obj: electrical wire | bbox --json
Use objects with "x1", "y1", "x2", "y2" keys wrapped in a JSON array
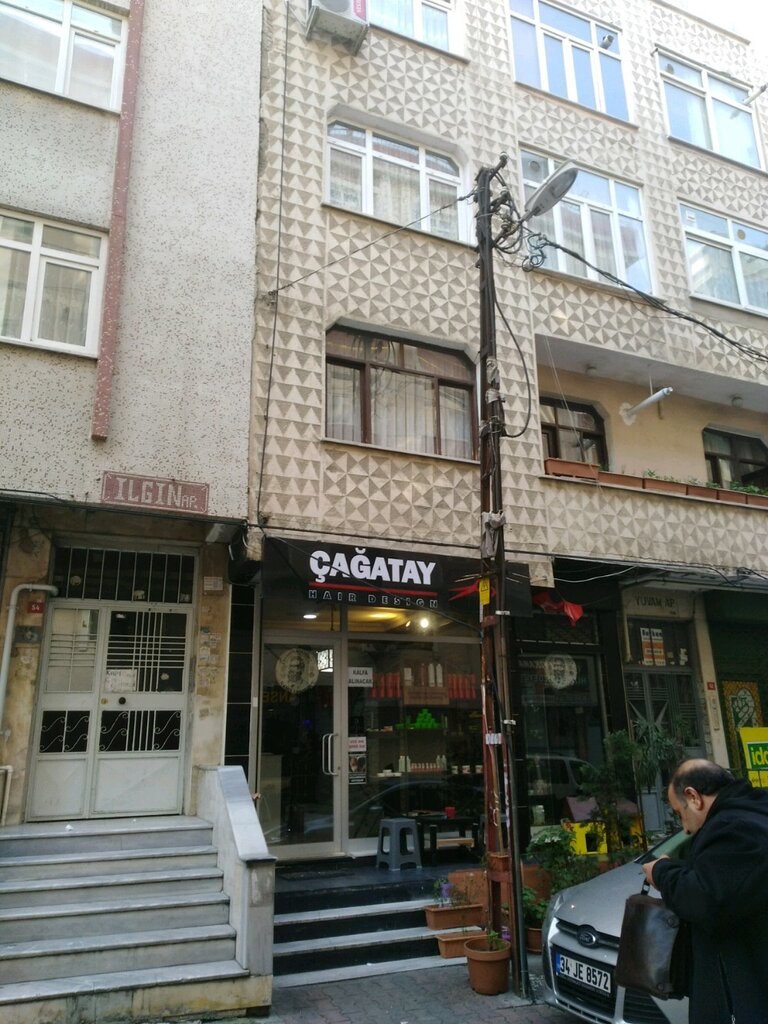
[
  {"x1": 267, "y1": 190, "x2": 476, "y2": 298},
  {"x1": 255, "y1": 0, "x2": 292, "y2": 526},
  {"x1": 525, "y1": 231, "x2": 768, "y2": 368}
]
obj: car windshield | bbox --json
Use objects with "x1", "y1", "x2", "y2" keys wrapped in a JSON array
[{"x1": 635, "y1": 829, "x2": 691, "y2": 863}]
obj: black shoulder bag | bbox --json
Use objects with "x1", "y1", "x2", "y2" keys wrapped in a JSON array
[{"x1": 615, "y1": 881, "x2": 690, "y2": 1000}]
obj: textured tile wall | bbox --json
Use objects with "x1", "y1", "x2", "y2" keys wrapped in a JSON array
[{"x1": 254, "y1": 0, "x2": 768, "y2": 574}]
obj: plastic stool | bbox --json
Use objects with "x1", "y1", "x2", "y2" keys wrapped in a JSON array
[{"x1": 376, "y1": 817, "x2": 422, "y2": 870}]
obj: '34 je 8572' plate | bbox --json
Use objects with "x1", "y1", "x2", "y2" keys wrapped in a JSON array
[{"x1": 554, "y1": 952, "x2": 611, "y2": 994}]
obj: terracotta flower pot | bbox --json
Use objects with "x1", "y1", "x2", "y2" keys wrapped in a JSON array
[
  {"x1": 424, "y1": 903, "x2": 483, "y2": 930},
  {"x1": 544, "y1": 458, "x2": 598, "y2": 481},
  {"x1": 717, "y1": 488, "x2": 747, "y2": 504},
  {"x1": 597, "y1": 471, "x2": 643, "y2": 488},
  {"x1": 436, "y1": 928, "x2": 482, "y2": 958},
  {"x1": 464, "y1": 935, "x2": 511, "y2": 995},
  {"x1": 525, "y1": 926, "x2": 543, "y2": 954}
]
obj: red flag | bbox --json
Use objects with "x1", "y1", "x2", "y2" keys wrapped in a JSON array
[{"x1": 532, "y1": 591, "x2": 584, "y2": 626}]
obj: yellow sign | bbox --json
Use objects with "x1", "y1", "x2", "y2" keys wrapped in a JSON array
[
  {"x1": 479, "y1": 577, "x2": 491, "y2": 607},
  {"x1": 739, "y1": 727, "x2": 768, "y2": 789}
]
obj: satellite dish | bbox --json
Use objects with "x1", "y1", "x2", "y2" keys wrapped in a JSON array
[{"x1": 523, "y1": 162, "x2": 578, "y2": 220}]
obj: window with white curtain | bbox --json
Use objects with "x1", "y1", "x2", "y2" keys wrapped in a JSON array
[
  {"x1": 681, "y1": 204, "x2": 768, "y2": 314},
  {"x1": 0, "y1": 210, "x2": 105, "y2": 355},
  {"x1": 327, "y1": 121, "x2": 465, "y2": 241},
  {"x1": 509, "y1": 0, "x2": 628, "y2": 120},
  {"x1": 522, "y1": 151, "x2": 652, "y2": 291},
  {"x1": 369, "y1": 0, "x2": 455, "y2": 51},
  {"x1": 658, "y1": 53, "x2": 761, "y2": 169},
  {"x1": 325, "y1": 327, "x2": 476, "y2": 459},
  {"x1": 0, "y1": 0, "x2": 125, "y2": 110}
]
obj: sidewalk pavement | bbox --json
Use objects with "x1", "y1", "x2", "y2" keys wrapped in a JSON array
[
  {"x1": 263, "y1": 964, "x2": 572, "y2": 1024},
  {"x1": 150, "y1": 963, "x2": 573, "y2": 1024}
]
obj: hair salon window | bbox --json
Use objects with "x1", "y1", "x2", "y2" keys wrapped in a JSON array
[
  {"x1": 326, "y1": 327, "x2": 476, "y2": 459},
  {"x1": 703, "y1": 429, "x2": 768, "y2": 486},
  {"x1": 540, "y1": 396, "x2": 606, "y2": 465}
]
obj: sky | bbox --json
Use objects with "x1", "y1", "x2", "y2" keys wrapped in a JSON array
[{"x1": 673, "y1": 0, "x2": 768, "y2": 47}]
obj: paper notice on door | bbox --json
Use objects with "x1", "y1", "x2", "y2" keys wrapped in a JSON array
[
  {"x1": 104, "y1": 669, "x2": 137, "y2": 692},
  {"x1": 651, "y1": 627, "x2": 666, "y2": 666},
  {"x1": 640, "y1": 627, "x2": 654, "y2": 665}
]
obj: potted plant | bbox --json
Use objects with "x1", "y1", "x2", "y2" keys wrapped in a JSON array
[
  {"x1": 525, "y1": 824, "x2": 599, "y2": 893},
  {"x1": 424, "y1": 878, "x2": 483, "y2": 930},
  {"x1": 577, "y1": 731, "x2": 643, "y2": 862},
  {"x1": 464, "y1": 929, "x2": 511, "y2": 994},
  {"x1": 544, "y1": 457, "x2": 599, "y2": 481},
  {"x1": 522, "y1": 885, "x2": 550, "y2": 953}
]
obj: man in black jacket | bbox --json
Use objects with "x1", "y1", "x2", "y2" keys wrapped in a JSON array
[{"x1": 643, "y1": 759, "x2": 768, "y2": 1023}]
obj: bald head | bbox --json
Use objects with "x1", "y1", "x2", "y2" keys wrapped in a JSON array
[
  {"x1": 667, "y1": 759, "x2": 734, "y2": 835},
  {"x1": 669, "y1": 759, "x2": 734, "y2": 802}
]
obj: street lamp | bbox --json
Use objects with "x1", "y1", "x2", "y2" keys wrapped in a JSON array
[{"x1": 475, "y1": 153, "x2": 576, "y2": 996}]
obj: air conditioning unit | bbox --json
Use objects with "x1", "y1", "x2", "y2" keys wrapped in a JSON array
[{"x1": 306, "y1": 0, "x2": 368, "y2": 54}]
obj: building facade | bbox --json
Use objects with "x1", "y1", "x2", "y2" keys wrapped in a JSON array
[
  {"x1": 240, "y1": 0, "x2": 768, "y2": 859},
  {"x1": 0, "y1": 0, "x2": 261, "y2": 826},
  {"x1": 2, "y1": 0, "x2": 767, "y2": 863}
]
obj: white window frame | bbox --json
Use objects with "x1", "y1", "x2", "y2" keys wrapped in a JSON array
[
  {"x1": 521, "y1": 152, "x2": 653, "y2": 292},
  {"x1": 658, "y1": 52, "x2": 762, "y2": 169},
  {"x1": 325, "y1": 121, "x2": 469, "y2": 242},
  {"x1": 1, "y1": 210, "x2": 106, "y2": 356},
  {"x1": 680, "y1": 203, "x2": 768, "y2": 316},
  {"x1": 0, "y1": 0, "x2": 126, "y2": 111},
  {"x1": 368, "y1": 0, "x2": 462, "y2": 54},
  {"x1": 509, "y1": 0, "x2": 628, "y2": 120}
]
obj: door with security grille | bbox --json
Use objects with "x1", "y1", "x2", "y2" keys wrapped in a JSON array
[{"x1": 28, "y1": 548, "x2": 194, "y2": 819}]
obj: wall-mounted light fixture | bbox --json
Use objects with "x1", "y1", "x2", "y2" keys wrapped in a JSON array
[
  {"x1": 599, "y1": 32, "x2": 615, "y2": 49},
  {"x1": 731, "y1": 395, "x2": 744, "y2": 407},
  {"x1": 585, "y1": 364, "x2": 597, "y2": 377},
  {"x1": 746, "y1": 82, "x2": 768, "y2": 104},
  {"x1": 619, "y1": 386, "x2": 673, "y2": 425}
]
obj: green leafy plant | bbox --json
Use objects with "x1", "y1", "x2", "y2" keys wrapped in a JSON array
[
  {"x1": 525, "y1": 824, "x2": 599, "y2": 892},
  {"x1": 578, "y1": 730, "x2": 641, "y2": 860},
  {"x1": 485, "y1": 928, "x2": 506, "y2": 951},
  {"x1": 632, "y1": 717, "x2": 685, "y2": 793},
  {"x1": 522, "y1": 886, "x2": 550, "y2": 927}
]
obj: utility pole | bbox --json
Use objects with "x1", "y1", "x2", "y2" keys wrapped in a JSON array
[{"x1": 475, "y1": 153, "x2": 577, "y2": 997}]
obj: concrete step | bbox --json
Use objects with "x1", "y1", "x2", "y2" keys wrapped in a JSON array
[
  {"x1": 0, "y1": 865, "x2": 224, "y2": 909},
  {"x1": 273, "y1": 923, "x2": 440, "y2": 975},
  {"x1": 274, "y1": 897, "x2": 431, "y2": 941},
  {"x1": 0, "y1": 844, "x2": 218, "y2": 881},
  {"x1": 0, "y1": 890, "x2": 230, "y2": 942},
  {"x1": 0, "y1": 960, "x2": 266, "y2": 1024},
  {"x1": 0, "y1": 816, "x2": 213, "y2": 857},
  {"x1": 274, "y1": 953, "x2": 456, "y2": 988},
  {"x1": 0, "y1": 924, "x2": 237, "y2": 984}
]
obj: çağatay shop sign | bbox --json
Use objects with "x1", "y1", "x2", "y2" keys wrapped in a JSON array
[{"x1": 262, "y1": 537, "x2": 483, "y2": 612}]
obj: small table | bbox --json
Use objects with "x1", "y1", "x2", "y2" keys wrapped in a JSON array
[{"x1": 415, "y1": 814, "x2": 480, "y2": 865}]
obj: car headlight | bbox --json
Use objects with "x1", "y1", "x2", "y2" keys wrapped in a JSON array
[{"x1": 542, "y1": 889, "x2": 567, "y2": 938}]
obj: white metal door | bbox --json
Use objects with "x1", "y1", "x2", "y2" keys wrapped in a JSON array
[{"x1": 28, "y1": 601, "x2": 190, "y2": 819}]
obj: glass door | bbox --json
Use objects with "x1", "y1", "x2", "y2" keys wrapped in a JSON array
[
  {"x1": 259, "y1": 640, "x2": 343, "y2": 857},
  {"x1": 625, "y1": 669, "x2": 705, "y2": 829}
]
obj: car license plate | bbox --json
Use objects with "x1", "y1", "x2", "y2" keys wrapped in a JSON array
[{"x1": 555, "y1": 952, "x2": 611, "y2": 994}]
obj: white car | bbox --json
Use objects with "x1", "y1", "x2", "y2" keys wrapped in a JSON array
[{"x1": 541, "y1": 830, "x2": 690, "y2": 1024}]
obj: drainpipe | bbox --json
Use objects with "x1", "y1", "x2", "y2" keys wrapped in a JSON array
[{"x1": 0, "y1": 584, "x2": 59, "y2": 738}]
